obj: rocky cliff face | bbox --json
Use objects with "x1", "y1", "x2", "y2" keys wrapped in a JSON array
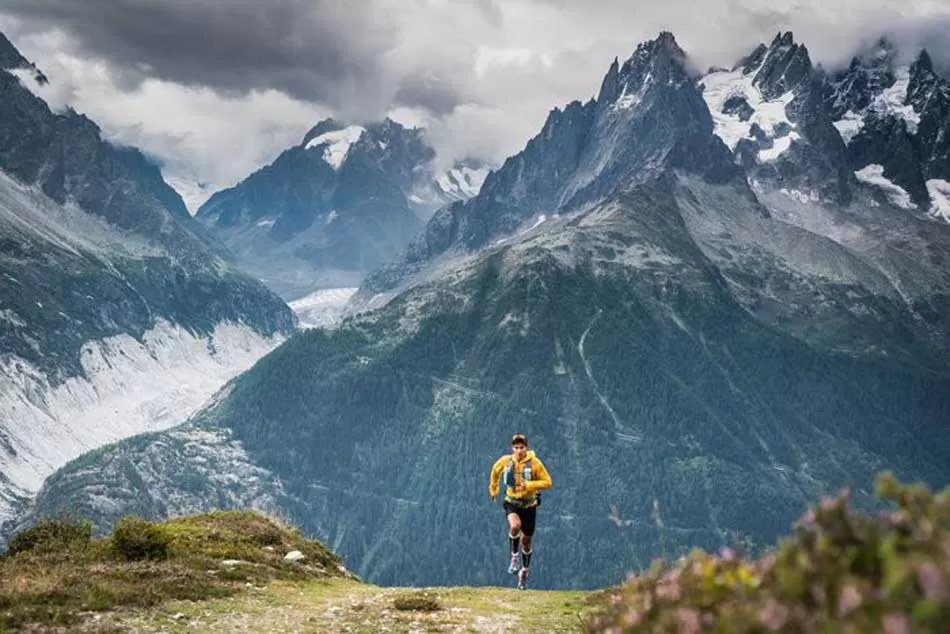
[{"x1": 14, "y1": 32, "x2": 950, "y2": 592}]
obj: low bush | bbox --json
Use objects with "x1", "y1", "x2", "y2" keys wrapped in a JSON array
[
  {"x1": 0, "y1": 510, "x2": 347, "y2": 630},
  {"x1": 4, "y1": 516, "x2": 92, "y2": 557},
  {"x1": 587, "y1": 472, "x2": 950, "y2": 633},
  {"x1": 393, "y1": 591, "x2": 442, "y2": 612},
  {"x1": 111, "y1": 516, "x2": 170, "y2": 561}
]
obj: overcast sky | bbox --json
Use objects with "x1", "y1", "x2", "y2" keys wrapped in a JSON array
[{"x1": 1, "y1": 0, "x2": 949, "y2": 209}]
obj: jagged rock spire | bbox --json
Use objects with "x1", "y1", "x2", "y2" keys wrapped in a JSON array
[{"x1": 753, "y1": 31, "x2": 813, "y2": 99}]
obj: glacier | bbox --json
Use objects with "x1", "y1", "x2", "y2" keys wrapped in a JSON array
[
  {"x1": 289, "y1": 287, "x2": 358, "y2": 329},
  {"x1": 0, "y1": 319, "x2": 283, "y2": 526}
]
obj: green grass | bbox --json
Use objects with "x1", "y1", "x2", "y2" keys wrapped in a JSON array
[
  {"x1": 103, "y1": 578, "x2": 598, "y2": 633},
  {"x1": 6, "y1": 473, "x2": 945, "y2": 633},
  {"x1": 0, "y1": 510, "x2": 348, "y2": 631}
]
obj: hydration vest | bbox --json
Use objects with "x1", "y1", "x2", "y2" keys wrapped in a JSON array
[
  {"x1": 503, "y1": 456, "x2": 533, "y2": 490},
  {"x1": 502, "y1": 456, "x2": 542, "y2": 507}
]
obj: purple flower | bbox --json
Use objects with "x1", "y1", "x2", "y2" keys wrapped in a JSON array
[
  {"x1": 882, "y1": 614, "x2": 910, "y2": 634},
  {"x1": 917, "y1": 563, "x2": 947, "y2": 600}
]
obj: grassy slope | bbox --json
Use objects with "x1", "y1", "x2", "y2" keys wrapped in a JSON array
[
  {"x1": 8, "y1": 474, "x2": 946, "y2": 632},
  {"x1": 0, "y1": 511, "x2": 349, "y2": 632},
  {"x1": 0, "y1": 510, "x2": 599, "y2": 633}
]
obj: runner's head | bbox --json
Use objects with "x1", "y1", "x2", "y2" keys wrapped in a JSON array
[{"x1": 512, "y1": 433, "x2": 528, "y2": 459}]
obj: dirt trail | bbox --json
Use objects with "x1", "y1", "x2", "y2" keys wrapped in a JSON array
[{"x1": 76, "y1": 579, "x2": 594, "y2": 633}]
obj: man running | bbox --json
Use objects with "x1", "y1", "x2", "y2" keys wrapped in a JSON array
[{"x1": 489, "y1": 433, "x2": 552, "y2": 590}]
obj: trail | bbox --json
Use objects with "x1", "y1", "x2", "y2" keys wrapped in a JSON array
[
  {"x1": 79, "y1": 579, "x2": 594, "y2": 633},
  {"x1": 578, "y1": 310, "x2": 643, "y2": 443}
]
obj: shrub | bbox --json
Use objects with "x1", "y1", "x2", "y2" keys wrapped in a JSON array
[
  {"x1": 5, "y1": 517, "x2": 93, "y2": 557},
  {"x1": 587, "y1": 472, "x2": 950, "y2": 633},
  {"x1": 111, "y1": 516, "x2": 170, "y2": 561},
  {"x1": 393, "y1": 591, "x2": 442, "y2": 612}
]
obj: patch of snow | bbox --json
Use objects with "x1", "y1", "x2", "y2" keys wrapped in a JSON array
[
  {"x1": 759, "y1": 132, "x2": 801, "y2": 162},
  {"x1": 780, "y1": 188, "x2": 819, "y2": 204},
  {"x1": 0, "y1": 309, "x2": 26, "y2": 328},
  {"x1": 256, "y1": 219, "x2": 276, "y2": 228},
  {"x1": 613, "y1": 73, "x2": 652, "y2": 111},
  {"x1": 521, "y1": 214, "x2": 548, "y2": 234},
  {"x1": 0, "y1": 320, "x2": 283, "y2": 525},
  {"x1": 325, "y1": 210, "x2": 339, "y2": 224},
  {"x1": 701, "y1": 66, "x2": 798, "y2": 159},
  {"x1": 435, "y1": 166, "x2": 489, "y2": 200},
  {"x1": 288, "y1": 287, "x2": 358, "y2": 329},
  {"x1": 873, "y1": 68, "x2": 920, "y2": 134},
  {"x1": 854, "y1": 164, "x2": 915, "y2": 209},
  {"x1": 833, "y1": 111, "x2": 865, "y2": 145},
  {"x1": 305, "y1": 126, "x2": 366, "y2": 170},
  {"x1": 615, "y1": 92, "x2": 641, "y2": 110},
  {"x1": 162, "y1": 173, "x2": 215, "y2": 215},
  {"x1": 408, "y1": 194, "x2": 424, "y2": 204},
  {"x1": 926, "y1": 179, "x2": 950, "y2": 222}
]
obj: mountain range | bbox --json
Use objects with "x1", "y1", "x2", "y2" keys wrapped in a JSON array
[
  {"x1": 195, "y1": 118, "x2": 489, "y2": 299},
  {"x1": 7, "y1": 29, "x2": 950, "y2": 594},
  {"x1": 0, "y1": 32, "x2": 295, "y2": 535}
]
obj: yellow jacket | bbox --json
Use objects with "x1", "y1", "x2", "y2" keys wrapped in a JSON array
[{"x1": 489, "y1": 450, "x2": 552, "y2": 506}]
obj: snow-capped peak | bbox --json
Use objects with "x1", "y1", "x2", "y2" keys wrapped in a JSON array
[
  {"x1": 828, "y1": 40, "x2": 922, "y2": 145},
  {"x1": 872, "y1": 67, "x2": 920, "y2": 134},
  {"x1": 701, "y1": 53, "x2": 800, "y2": 161},
  {"x1": 305, "y1": 125, "x2": 366, "y2": 170},
  {"x1": 598, "y1": 32, "x2": 690, "y2": 108}
]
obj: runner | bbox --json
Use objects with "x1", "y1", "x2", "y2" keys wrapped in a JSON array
[{"x1": 489, "y1": 433, "x2": 552, "y2": 589}]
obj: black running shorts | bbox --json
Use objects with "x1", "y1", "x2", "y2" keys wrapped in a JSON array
[{"x1": 503, "y1": 501, "x2": 537, "y2": 536}]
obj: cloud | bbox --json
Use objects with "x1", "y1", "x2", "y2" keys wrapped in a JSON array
[
  {"x1": 0, "y1": 1, "x2": 389, "y2": 105},
  {"x1": 0, "y1": 0, "x2": 503, "y2": 118},
  {"x1": 1, "y1": 0, "x2": 949, "y2": 197}
]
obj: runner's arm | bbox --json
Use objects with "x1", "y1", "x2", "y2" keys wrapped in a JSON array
[
  {"x1": 526, "y1": 457, "x2": 552, "y2": 492},
  {"x1": 489, "y1": 457, "x2": 506, "y2": 498}
]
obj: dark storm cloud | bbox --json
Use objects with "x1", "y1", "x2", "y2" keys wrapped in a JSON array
[{"x1": 0, "y1": 0, "x2": 477, "y2": 116}]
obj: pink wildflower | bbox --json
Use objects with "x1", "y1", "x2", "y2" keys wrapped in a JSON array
[
  {"x1": 759, "y1": 599, "x2": 789, "y2": 631},
  {"x1": 656, "y1": 579, "x2": 682, "y2": 601},
  {"x1": 917, "y1": 562, "x2": 947, "y2": 600},
  {"x1": 882, "y1": 614, "x2": 910, "y2": 634},
  {"x1": 674, "y1": 608, "x2": 701, "y2": 634},
  {"x1": 624, "y1": 609, "x2": 643, "y2": 626},
  {"x1": 837, "y1": 584, "x2": 862, "y2": 616}
]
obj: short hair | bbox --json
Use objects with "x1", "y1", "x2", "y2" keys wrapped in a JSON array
[{"x1": 511, "y1": 433, "x2": 528, "y2": 446}]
